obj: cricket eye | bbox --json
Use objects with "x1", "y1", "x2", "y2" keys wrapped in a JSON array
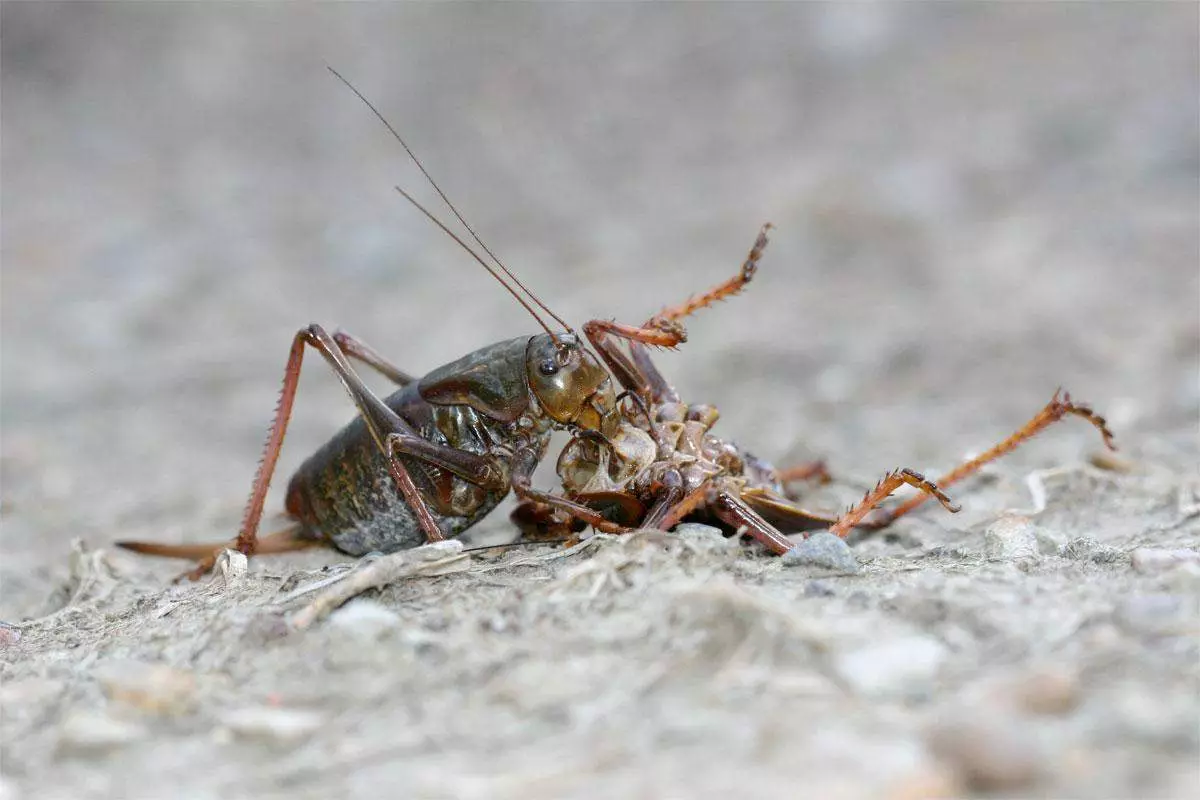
[{"x1": 539, "y1": 358, "x2": 560, "y2": 376}]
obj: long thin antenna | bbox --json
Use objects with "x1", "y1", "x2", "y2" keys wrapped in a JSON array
[
  {"x1": 326, "y1": 65, "x2": 575, "y2": 337},
  {"x1": 395, "y1": 186, "x2": 557, "y2": 339}
]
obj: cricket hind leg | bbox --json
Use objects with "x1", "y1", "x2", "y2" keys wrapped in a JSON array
[
  {"x1": 869, "y1": 389, "x2": 1116, "y2": 527},
  {"x1": 234, "y1": 325, "x2": 450, "y2": 557},
  {"x1": 117, "y1": 525, "x2": 322, "y2": 576},
  {"x1": 740, "y1": 487, "x2": 838, "y2": 533},
  {"x1": 140, "y1": 325, "x2": 450, "y2": 580}
]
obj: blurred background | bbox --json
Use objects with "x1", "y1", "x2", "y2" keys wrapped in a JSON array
[
  {"x1": 3, "y1": 6, "x2": 1198, "y2": 798},
  {"x1": 3, "y1": 4, "x2": 1197, "y2": 603}
]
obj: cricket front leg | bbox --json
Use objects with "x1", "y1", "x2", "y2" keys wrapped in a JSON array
[
  {"x1": 510, "y1": 448, "x2": 630, "y2": 534},
  {"x1": 704, "y1": 469, "x2": 956, "y2": 556},
  {"x1": 584, "y1": 222, "x2": 776, "y2": 405},
  {"x1": 710, "y1": 490, "x2": 796, "y2": 555},
  {"x1": 332, "y1": 328, "x2": 416, "y2": 386},
  {"x1": 870, "y1": 389, "x2": 1116, "y2": 527}
]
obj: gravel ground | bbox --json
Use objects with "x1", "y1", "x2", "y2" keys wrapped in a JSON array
[{"x1": 2, "y1": 4, "x2": 1197, "y2": 799}]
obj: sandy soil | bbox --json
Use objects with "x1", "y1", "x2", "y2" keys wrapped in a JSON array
[{"x1": 2, "y1": 5, "x2": 1197, "y2": 799}]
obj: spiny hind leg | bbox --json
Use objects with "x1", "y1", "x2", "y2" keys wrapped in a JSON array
[
  {"x1": 119, "y1": 325, "x2": 444, "y2": 580},
  {"x1": 233, "y1": 325, "x2": 446, "y2": 573},
  {"x1": 871, "y1": 389, "x2": 1116, "y2": 527},
  {"x1": 827, "y1": 468, "x2": 959, "y2": 538}
]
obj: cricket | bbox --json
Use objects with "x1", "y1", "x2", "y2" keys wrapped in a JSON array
[{"x1": 116, "y1": 69, "x2": 1117, "y2": 579}]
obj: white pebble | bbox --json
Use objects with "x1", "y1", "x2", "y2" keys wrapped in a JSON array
[
  {"x1": 57, "y1": 711, "x2": 147, "y2": 755},
  {"x1": 328, "y1": 598, "x2": 402, "y2": 639},
  {"x1": 834, "y1": 635, "x2": 946, "y2": 699},
  {"x1": 983, "y1": 515, "x2": 1039, "y2": 562},
  {"x1": 221, "y1": 707, "x2": 323, "y2": 743}
]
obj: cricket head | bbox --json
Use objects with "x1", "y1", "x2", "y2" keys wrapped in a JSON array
[{"x1": 526, "y1": 333, "x2": 618, "y2": 438}]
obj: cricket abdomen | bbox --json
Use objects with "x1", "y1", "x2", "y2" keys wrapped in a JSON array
[{"x1": 284, "y1": 383, "x2": 510, "y2": 556}]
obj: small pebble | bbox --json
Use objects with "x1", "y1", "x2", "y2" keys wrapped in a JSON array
[
  {"x1": 674, "y1": 523, "x2": 740, "y2": 552},
  {"x1": 1131, "y1": 548, "x2": 1200, "y2": 575},
  {"x1": 1088, "y1": 450, "x2": 1134, "y2": 473},
  {"x1": 328, "y1": 598, "x2": 402, "y2": 639},
  {"x1": 57, "y1": 711, "x2": 147, "y2": 755},
  {"x1": 674, "y1": 523, "x2": 727, "y2": 541},
  {"x1": 834, "y1": 635, "x2": 946, "y2": 699},
  {"x1": 93, "y1": 660, "x2": 197, "y2": 715},
  {"x1": 1004, "y1": 666, "x2": 1081, "y2": 715},
  {"x1": 926, "y1": 713, "x2": 1042, "y2": 793},
  {"x1": 983, "y1": 514, "x2": 1039, "y2": 562},
  {"x1": 1059, "y1": 537, "x2": 1123, "y2": 564},
  {"x1": 220, "y1": 706, "x2": 323, "y2": 743},
  {"x1": 782, "y1": 532, "x2": 859, "y2": 574}
]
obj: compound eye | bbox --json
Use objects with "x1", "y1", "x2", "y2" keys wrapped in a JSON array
[{"x1": 538, "y1": 358, "x2": 559, "y2": 376}]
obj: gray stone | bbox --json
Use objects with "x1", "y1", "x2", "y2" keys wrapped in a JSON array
[
  {"x1": 673, "y1": 523, "x2": 727, "y2": 541},
  {"x1": 673, "y1": 523, "x2": 740, "y2": 552},
  {"x1": 983, "y1": 515, "x2": 1039, "y2": 562},
  {"x1": 782, "y1": 532, "x2": 860, "y2": 573}
]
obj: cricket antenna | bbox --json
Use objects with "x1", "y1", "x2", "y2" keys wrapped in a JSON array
[
  {"x1": 394, "y1": 186, "x2": 558, "y2": 340},
  {"x1": 326, "y1": 65, "x2": 576, "y2": 342}
]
